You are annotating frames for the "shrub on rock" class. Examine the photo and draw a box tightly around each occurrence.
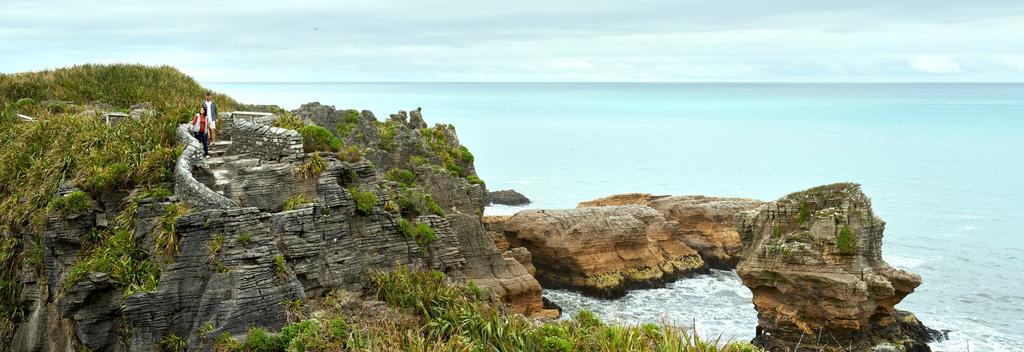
[297,125,341,153]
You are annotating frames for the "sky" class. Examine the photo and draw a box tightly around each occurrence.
[2,0,1023,82]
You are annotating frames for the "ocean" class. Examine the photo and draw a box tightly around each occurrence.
[204,82,1024,351]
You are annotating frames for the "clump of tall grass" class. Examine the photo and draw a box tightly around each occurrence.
[271,113,308,131]
[46,191,91,216]
[385,168,417,188]
[397,218,437,248]
[348,187,378,215]
[836,225,857,255]
[153,203,188,259]
[282,194,313,212]
[158,334,187,352]
[295,152,327,179]
[390,188,445,218]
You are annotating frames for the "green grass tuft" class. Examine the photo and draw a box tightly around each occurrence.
[274,255,288,279]
[348,187,377,215]
[467,174,485,187]
[459,145,474,163]
[271,113,307,130]
[157,334,186,352]
[336,145,362,163]
[238,232,252,247]
[245,326,282,352]
[385,168,417,188]
[154,203,188,259]
[836,225,857,255]
[378,120,398,152]
[408,155,429,166]
[138,186,172,201]
[797,203,810,225]
[213,332,242,352]
[390,188,444,218]
[46,191,90,216]
[397,218,437,248]
[282,194,313,212]
[294,152,327,179]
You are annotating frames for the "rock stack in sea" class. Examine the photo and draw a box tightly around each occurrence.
[488,189,531,206]
[735,183,934,351]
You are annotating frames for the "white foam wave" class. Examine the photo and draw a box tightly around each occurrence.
[884,255,927,269]
[543,270,757,342]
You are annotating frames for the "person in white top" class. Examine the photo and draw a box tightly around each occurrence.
[204,92,218,142]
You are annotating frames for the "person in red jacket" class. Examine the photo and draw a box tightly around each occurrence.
[191,105,211,157]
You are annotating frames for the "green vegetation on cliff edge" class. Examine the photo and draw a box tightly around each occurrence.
[209,268,761,352]
[0,64,239,344]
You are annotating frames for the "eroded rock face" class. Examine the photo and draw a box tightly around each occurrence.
[736,183,932,351]
[501,206,706,298]
[8,108,547,351]
[576,193,667,207]
[647,196,765,268]
[293,102,340,135]
[482,215,511,252]
[448,214,555,318]
[578,194,764,269]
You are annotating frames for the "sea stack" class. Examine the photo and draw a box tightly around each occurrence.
[736,183,933,351]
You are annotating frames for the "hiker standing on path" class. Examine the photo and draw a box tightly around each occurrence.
[204,91,218,142]
[191,105,212,157]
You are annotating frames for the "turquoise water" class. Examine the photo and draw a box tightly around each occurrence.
[205,82,1024,351]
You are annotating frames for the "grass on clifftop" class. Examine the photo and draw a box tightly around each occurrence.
[211,268,761,352]
[0,64,239,345]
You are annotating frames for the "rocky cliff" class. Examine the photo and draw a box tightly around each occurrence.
[735,183,933,351]
[9,107,553,351]
[578,193,765,268]
[498,206,707,298]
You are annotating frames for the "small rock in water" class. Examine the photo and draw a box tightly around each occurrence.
[488,189,531,205]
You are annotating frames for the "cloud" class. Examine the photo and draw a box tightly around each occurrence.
[909,56,962,74]
[1,0,1023,82]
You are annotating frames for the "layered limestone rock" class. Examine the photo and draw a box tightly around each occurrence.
[9,107,551,351]
[292,104,487,217]
[448,214,557,318]
[647,196,764,268]
[482,215,511,252]
[736,183,933,351]
[576,193,668,207]
[578,194,764,269]
[501,206,706,298]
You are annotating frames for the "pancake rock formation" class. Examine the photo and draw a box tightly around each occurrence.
[8,107,555,351]
[499,206,707,298]
[579,194,765,268]
[736,183,934,352]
